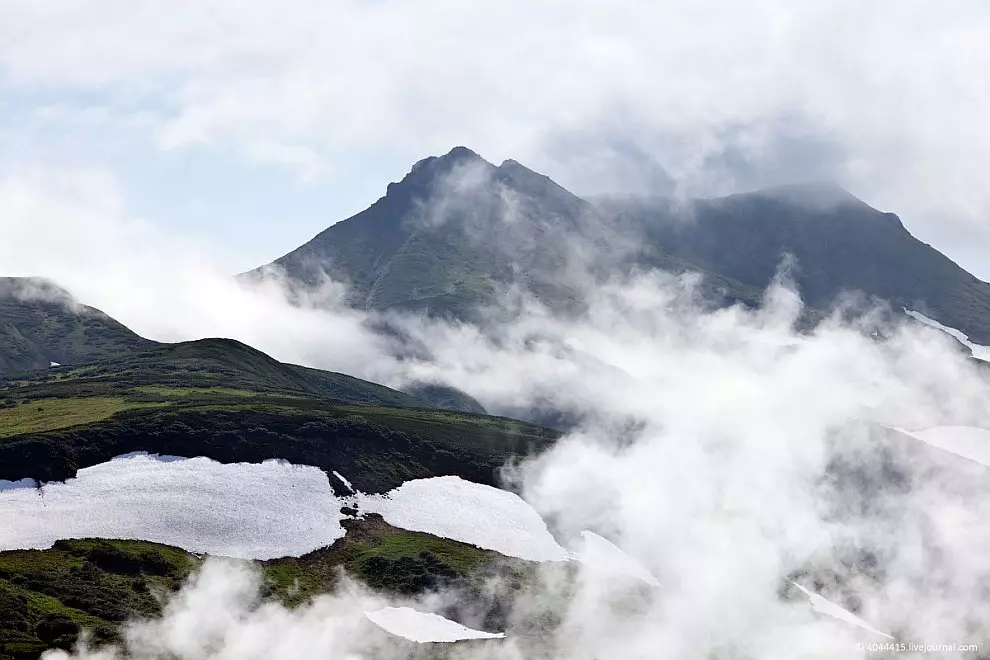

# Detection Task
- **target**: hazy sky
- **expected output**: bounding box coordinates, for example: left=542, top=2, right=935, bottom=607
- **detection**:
left=1, top=1, right=988, bottom=277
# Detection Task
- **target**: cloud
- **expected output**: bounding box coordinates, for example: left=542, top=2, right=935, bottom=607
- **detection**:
left=7, top=157, right=990, bottom=655
left=42, top=560, right=437, bottom=660
left=0, top=167, right=394, bottom=378
left=1, top=0, right=989, bottom=274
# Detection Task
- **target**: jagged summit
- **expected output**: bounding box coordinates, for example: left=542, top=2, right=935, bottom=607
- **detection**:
left=245, top=148, right=990, bottom=343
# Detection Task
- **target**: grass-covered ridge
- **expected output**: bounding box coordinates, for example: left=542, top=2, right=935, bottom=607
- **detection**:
left=0, top=337, right=558, bottom=492
left=0, top=397, right=167, bottom=439
left=0, top=516, right=514, bottom=660
left=0, top=337, right=428, bottom=408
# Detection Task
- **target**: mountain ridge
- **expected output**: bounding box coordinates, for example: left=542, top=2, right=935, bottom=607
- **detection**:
left=0, top=278, right=152, bottom=373
left=247, top=147, right=990, bottom=343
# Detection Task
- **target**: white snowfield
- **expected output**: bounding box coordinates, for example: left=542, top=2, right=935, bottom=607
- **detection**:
left=574, top=530, right=660, bottom=587
left=359, top=476, right=571, bottom=562
left=0, top=453, right=344, bottom=560
left=0, top=458, right=569, bottom=563
left=893, top=425, right=990, bottom=468
left=364, top=606, right=505, bottom=643
left=905, top=309, right=990, bottom=362
left=791, top=582, right=893, bottom=639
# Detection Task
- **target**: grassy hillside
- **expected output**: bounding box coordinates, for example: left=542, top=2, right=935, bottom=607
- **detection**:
left=0, top=516, right=512, bottom=660
left=0, top=337, right=429, bottom=408
left=0, top=338, right=557, bottom=490
left=0, top=278, right=151, bottom=374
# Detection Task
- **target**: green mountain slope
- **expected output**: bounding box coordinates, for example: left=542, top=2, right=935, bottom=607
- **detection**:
left=246, top=147, right=616, bottom=319
left=607, top=183, right=990, bottom=344
left=0, top=337, right=428, bottom=408
left=0, top=338, right=557, bottom=490
left=250, top=149, right=990, bottom=341
left=0, top=278, right=151, bottom=373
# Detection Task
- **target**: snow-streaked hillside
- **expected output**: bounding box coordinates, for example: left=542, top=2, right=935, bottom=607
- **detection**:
left=905, top=309, right=990, bottom=362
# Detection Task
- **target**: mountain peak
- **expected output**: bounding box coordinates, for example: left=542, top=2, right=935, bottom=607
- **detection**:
left=400, top=147, right=493, bottom=192
left=754, top=181, right=869, bottom=209
left=443, top=146, right=483, bottom=162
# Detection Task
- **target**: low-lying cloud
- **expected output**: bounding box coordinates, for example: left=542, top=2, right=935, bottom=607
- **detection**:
left=5, top=167, right=990, bottom=657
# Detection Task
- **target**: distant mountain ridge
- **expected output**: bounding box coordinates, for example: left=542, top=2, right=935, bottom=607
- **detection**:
left=0, top=277, right=151, bottom=373
left=0, top=277, right=483, bottom=413
left=605, top=182, right=990, bottom=343
left=248, top=147, right=990, bottom=343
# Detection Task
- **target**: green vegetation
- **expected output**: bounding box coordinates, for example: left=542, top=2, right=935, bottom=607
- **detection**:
left=0, top=338, right=429, bottom=408
left=0, top=397, right=166, bottom=439
left=0, top=539, right=196, bottom=659
left=0, top=338, right=557, bottom=490
left=264, top=515, right=505, bottom=603
left=0, top=516, right=518, bottom=660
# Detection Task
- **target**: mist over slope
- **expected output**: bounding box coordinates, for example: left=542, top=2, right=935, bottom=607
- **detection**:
left=250, top=148, right=990, bottom=346
left=0, top=278, right=151, bottom=372
left=20, top=271, right=990, bottom=659
left=4, top=146, right=990, bottom=657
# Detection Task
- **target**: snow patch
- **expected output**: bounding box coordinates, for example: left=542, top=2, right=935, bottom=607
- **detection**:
left=0, top=453, right=343, bottom=559
left=893, top=425, right=990, bottom=468
left=332, top=470, right=353, bottom=492
left=49, top=361, right=60, bottom=368
left=792, top=582, right=892, bottom=639
left=365, top=607, right=505, bottom=643
left=905, top=309, right=990, bottom=362
left=574, top=530, right=660, bottom=587
left=0, top=478, right=37, bottom=493
left=359, top=476, right=570, bottom=562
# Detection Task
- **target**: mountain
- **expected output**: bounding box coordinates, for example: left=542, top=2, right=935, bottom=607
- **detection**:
left=0, top=336, right=557, bottom=489
left=604, top=183, right=990, bottom=344
left=0, top=278, right=151, bottom=373
left=245, top=146, right=619, bottom=319
left=250, top=150, right=990, bottom=342
left=0, top=337, right=431, bottom=408
left=0, top=279, right=485, bottom=412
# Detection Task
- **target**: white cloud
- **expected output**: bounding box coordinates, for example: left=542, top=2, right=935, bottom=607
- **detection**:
left=4, top=69, right=990, bottom=653
left=0, top=0, right=988, bottom=273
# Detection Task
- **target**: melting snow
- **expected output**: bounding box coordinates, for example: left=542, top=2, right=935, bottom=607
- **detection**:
left=905, top=309, right=990, bottom=362
left=893, top=425, right=990, bottom=468
left=0, top=453, right=343, bottom=559
left=359, top=476, right=570, bottom=562
left=332, top=470, right=353, bottom=492
left=0, top=478, right=37, bottom=493
left=365, top=607, right=505, bottom=643
left=574, top=530, right=660, bottom=587
left=792, top=582, right=892, bottom=639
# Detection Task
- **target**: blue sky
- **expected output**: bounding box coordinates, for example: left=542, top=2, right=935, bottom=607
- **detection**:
left=1, top=1, right=989, bottom=277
